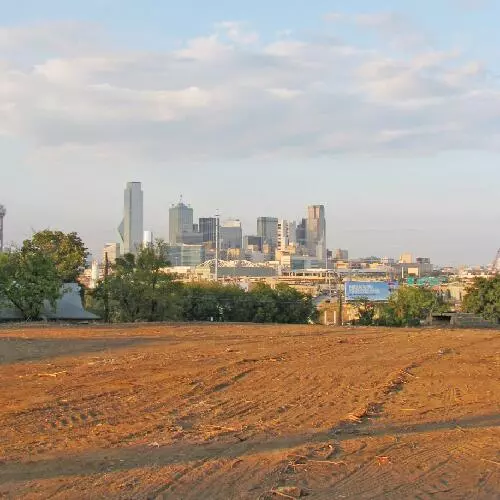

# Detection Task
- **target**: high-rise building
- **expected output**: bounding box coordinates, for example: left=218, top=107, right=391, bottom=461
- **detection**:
left=102, top=243, right=120, bottom=264
left=257, top=217, right=278, bottom=248
left=118, top=182, right=143, bottom=255
left=244, top=235, right=263, bottom=251
left=277, top=220, right=297, bottom=252
left=220, top=219, right=242, bottom=249
left=199, top=217, right=217, bottom=246
left=169, top=200, right=194, bottom=244
left=307, top=205, right=326, bottom=259
left=143, top=230, right=154, bottom=247
left=296, top=218, right=307, bottom=248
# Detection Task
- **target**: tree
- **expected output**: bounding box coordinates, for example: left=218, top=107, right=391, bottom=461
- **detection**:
left=93, top=241, right=182, bottom=322
left=24, top=230, right=88, bottom=283
left=462, top=276, right=500, bottom=323
left=378, top=286, right=444, bottom=327
left=352, top=298, right=376, bottom=326
left=0, top=246, right=61, bottom=320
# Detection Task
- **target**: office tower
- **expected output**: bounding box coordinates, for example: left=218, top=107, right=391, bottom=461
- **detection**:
left=257, top=217, right=278, bottom=248
left=143, top=231, right=154, bottom=247
left=307, top=205, right=326, bottom=259
left=166, top=244, right=205, bottom=267
left=244, top=235, right=263, bottom=251
left=277, top=220, right=297, bottom=252
left=296, top=218, right=307, bottom=248
left=118, top=182, right=143, bottom=255
left=220, top=219, right=243, bottom=250
left=169, top=200, right=194, bottom=244
left=199, top=217, right=217, bottom=246
left=102, top=243, right=120, bottom=264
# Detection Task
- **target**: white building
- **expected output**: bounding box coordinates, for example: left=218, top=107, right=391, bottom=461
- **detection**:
left=277, top=220, right=297, bottom=252
left=118, top=182, right=143, bottom=255
left=143, top=230, right=154, bottom=247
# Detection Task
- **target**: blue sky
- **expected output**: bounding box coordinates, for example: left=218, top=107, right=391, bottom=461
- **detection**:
left=0, top=0, right=499, bottom=265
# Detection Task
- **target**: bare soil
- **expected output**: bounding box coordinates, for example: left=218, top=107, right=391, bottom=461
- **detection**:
left=0, top=323, right=498, bottom=499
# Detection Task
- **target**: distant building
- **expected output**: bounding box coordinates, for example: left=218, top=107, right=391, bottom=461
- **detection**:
left=166, top=244, right=205, bottom=267
left=399, top=253, right=413, bottom=264
left=199, top=217, right=217, bottom=247
left=220, top=219, right=242, bottom=249
left=296, top=218, right=307, bottom=248
left=118, top=182, right=143, bottom=255
left=334, top=249, right=349, bottom=261
left=277, top=220, right=297, bottom=252
left=307, top=205, right=326, bottom=259
left=143, top=230, right=154, bottom=247
left=169, top=200, right=200, bottom=244
left=102, top=243, right=120, bottom=264
left=257, top=217, right=278, bottom=248
left=244, top=235, right=263, bottom=251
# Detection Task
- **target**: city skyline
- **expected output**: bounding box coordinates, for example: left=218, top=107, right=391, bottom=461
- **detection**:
left=1, top=1, right=499, bottom=265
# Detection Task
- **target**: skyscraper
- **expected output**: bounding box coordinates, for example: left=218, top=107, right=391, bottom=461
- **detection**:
left=118, top=182, right=143, bottom=255
left=220, top=219, right=243, bottom=249
left=257, top=217, right=278, bottom=248
left=277, top=220, right=297, bottom=252
left=296, top=218, right=307, bottom=248
left=199, top=217, right=217, bottom=246
left=169, top=200, right=194, bottom=244
left=307, top=205, right=326, bottom=259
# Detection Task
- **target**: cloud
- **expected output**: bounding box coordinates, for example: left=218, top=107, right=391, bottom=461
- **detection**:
left=215, top=21, right=259, bottom=45
left=0, top=18, right=498, bottom=163
left=355, top=12, right=429, bottom=49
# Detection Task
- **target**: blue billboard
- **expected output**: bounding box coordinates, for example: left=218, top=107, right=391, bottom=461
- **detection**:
left=345, top=281, right=391, bottom=302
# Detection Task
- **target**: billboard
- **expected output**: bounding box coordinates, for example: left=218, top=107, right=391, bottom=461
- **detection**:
left=345, top=281, right=391, bottom=302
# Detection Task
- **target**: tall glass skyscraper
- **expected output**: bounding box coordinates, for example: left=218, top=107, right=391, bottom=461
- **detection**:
left=257, top=216, right=278, bottom=248
left=118, top=182, right=143, bottom=255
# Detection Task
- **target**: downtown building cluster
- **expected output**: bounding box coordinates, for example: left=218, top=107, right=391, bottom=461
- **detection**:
left=105, top=182, right=328, bottom=270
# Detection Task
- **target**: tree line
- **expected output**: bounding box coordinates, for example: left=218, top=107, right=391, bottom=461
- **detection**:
left=351, top=277, right=499, bottom=326
left=0, top=231, right=316, bottom=324
left=1, top=229, right=498, bottom=325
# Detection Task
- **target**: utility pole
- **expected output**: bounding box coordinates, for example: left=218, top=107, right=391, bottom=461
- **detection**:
left=337, top=273, right=344, bottom=326
left=0, top=204, right=6, bottom=253
left=103, top=252, right=110, bottom=323
left=215, top=210, right=219, bottom=281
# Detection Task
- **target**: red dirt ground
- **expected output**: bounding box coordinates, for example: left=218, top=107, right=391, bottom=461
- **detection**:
left=0, top=324, right=498, bottom=499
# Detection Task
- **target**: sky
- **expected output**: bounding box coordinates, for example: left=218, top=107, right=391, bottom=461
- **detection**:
left=0, top=0, right=499, bottom=266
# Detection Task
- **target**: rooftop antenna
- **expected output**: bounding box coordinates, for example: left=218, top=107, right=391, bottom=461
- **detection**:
left=0, top=204, right=6, bottom=253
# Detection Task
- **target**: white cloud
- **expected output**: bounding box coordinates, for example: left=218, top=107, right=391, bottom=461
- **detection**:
left=355, top=12, right=429, bottom=49
left=0, top=18, right=499, bottom=162
left=215, top=21, right=259, bottom=45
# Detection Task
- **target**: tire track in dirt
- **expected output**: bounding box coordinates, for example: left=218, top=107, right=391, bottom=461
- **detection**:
left=1, top=413, right=498, bottom=485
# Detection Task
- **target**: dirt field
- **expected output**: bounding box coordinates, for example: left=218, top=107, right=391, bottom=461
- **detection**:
left=0, top=324, right=498, bottom=499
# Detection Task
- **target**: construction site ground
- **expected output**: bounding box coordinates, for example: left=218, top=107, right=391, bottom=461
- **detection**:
left=0, top=323, right=498, bottom=499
